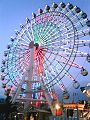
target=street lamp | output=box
[55,103,60,116]
[14,115,16,120]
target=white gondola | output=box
[11,37,15,42]
[2,83,6,88]
[32,13,36,19]
[87,54,90,62]
[60,2,66,8]
[44,5,50,12]
[1,76,5,80]
[2,60,5,65]
[68,3,73,10]
[7,44,11,49]
[20,24,24,29]
[1,68,5,72]
[73,81,80,89]
[15,30,20,35]
[26,17,30,24]
[81,68,88,76]
[86,20,90,27]
[63,91,70,99]
[38,8,43,15]
[52,2,58,9]
[4,51,8,57]
[81,12,87,19]
[75,7,81,13]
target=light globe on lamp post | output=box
[14,115,16,120]
[55,103,60,116]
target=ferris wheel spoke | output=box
[43,48,84,70]
[47,12,64,25]
[41,22,56,36]
[32,13,74,45]
[75,18,87,28]
[43,54,58,71]
[2,79,10,86]
[75,29,90,39]
[37,22,51,37]
[17,60,29,69]
[52,12,68,25]
[56,59,82,69]
[41,14,65,38]
[59,82,67,92]
[7,51,30,63]
[60,39,90,46]
[56,3,76,17]
[60,46,88,57]
[75,21,89,33]
[43,65,58,87]
[41,36,61,47]
[41,29,60,44]
[44,63,66,88]
[22,23,33,41]
[44,48,71,61]
[56,60,80,89]
[67,12,82,25]
[70,42,90,48]
[11,47,29,53]
[11,40,29,49]
[14,54,30,67]
[8,75,19,86]
[31,21,36,42]
[19,28,32,42]
[61,52,87,57]
[25,19,35,41]
[42,34,68,47]
[52,69,69,92]
[17,36,30,45]
[58,6,87,32]
[43,35,61,46]
[8,59,25,74]
[33,23,60,45]
[15,32,30,44]
[60,28,90,40]
[32,24,47,44]
[48,13,73,31]
[43,54,71,88]
[66,19,87,33]
[75,40,90,47]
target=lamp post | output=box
[76,105,79,120]
[55,103,60,116]
[14,115,16,120]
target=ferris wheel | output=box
[1,2,90,113]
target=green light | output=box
[32,22,60,45]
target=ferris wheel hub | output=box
[29,41,34,48]
[29,41,39,49]
[34,43,39,50]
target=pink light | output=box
[60,84,65,91]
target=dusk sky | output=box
[0,0,90,100]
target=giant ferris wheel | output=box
[1,2,90,114]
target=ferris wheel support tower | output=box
[12,41,59,115]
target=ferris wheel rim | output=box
[1,2,90,101]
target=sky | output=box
[0,0,90,99]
